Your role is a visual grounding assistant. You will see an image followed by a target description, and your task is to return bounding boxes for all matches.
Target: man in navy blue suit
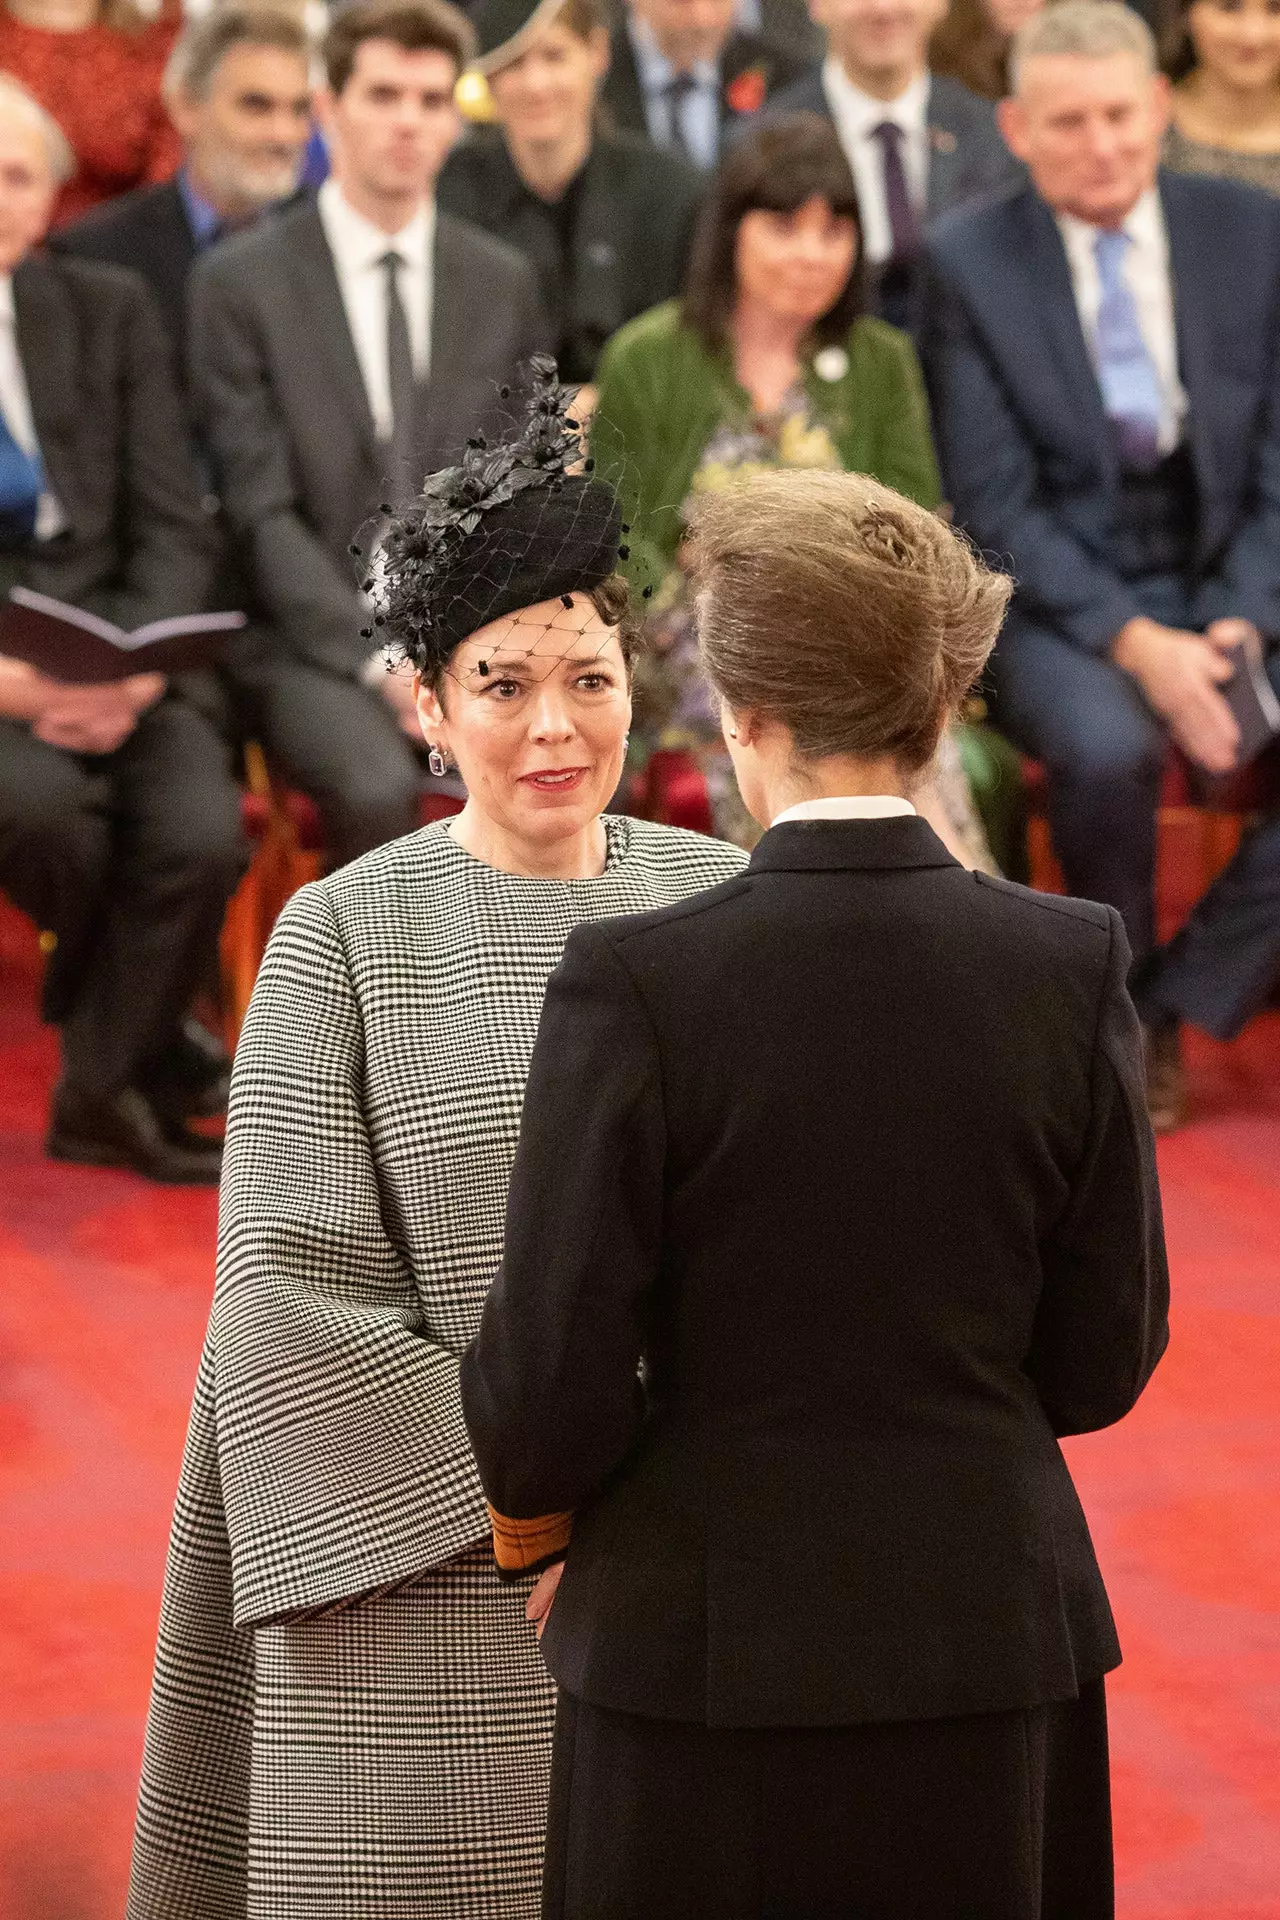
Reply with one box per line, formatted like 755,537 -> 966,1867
923,0 -> 1280,1129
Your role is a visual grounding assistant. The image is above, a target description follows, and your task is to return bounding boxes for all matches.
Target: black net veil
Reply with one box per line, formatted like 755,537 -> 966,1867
352,355 -> 643,696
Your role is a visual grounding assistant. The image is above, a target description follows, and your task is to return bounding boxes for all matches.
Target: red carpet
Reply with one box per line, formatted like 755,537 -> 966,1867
1,898 -> 1278,1918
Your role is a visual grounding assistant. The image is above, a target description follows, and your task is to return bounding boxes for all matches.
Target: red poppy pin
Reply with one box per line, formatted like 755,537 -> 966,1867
726,67 -> 767,115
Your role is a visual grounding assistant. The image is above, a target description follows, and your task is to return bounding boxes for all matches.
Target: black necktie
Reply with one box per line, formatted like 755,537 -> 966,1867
379,249 -> 416,480
664,73 -> 698,159
870,121 -> 920,264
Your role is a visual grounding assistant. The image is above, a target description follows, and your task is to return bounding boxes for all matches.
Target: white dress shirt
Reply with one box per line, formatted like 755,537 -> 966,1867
0,275 -> 66,542
820,63 -> 930,267
627,16 -> 721,172
317,179 -> 435,443
772,795 -> 917,825
1055,189 -> 1188,455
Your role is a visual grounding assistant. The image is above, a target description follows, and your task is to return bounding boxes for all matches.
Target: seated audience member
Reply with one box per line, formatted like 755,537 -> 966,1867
764,0 -> 1022,326
929,0 -> 1043,99
591,112 -> 1005,864
924,0 -> 1280,1128
0,79 -> 244,1183
1162,0 -> 1280,193
440,0 -> 704,384
53,8 -> 313,367
601,0 -> 808,167
188,0 -> 549,867
0,0 -> 180,227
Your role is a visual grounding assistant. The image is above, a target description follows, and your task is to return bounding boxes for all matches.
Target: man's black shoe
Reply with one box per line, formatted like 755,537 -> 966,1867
144,1017 -> 233,1122
47,1085 -> 224,1185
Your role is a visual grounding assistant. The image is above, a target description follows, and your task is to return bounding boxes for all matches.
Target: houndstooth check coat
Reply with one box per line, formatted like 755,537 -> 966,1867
126,815 -> 746,1920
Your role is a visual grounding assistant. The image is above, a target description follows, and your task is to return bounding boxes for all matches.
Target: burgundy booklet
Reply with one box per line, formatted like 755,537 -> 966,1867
0,587 -> 246,685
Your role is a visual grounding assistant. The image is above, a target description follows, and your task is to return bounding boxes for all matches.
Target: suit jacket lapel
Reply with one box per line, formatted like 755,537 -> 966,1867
287,203 -> 377,456
1018,190 -> 1112,476
1159,170 -> 1217,545
924,79 -> 960,217
13,255 -> 84,526
416,215 -> 469,459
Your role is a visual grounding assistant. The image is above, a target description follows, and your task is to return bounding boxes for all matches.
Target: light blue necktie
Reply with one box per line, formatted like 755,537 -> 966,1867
1093,227 -> 1163,473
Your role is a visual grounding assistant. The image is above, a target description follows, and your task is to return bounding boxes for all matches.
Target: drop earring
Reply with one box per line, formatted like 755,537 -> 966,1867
428,745 -> 448,778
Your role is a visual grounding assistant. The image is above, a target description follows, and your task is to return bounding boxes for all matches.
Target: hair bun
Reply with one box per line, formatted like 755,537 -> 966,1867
858,504 -> 917,570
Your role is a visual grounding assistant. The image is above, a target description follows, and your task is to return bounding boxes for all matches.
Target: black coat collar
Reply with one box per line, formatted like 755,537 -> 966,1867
749,814 -> 960,873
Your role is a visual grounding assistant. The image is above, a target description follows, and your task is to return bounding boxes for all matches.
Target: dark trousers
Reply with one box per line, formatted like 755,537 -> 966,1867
233,659 -> 421,869
993,595 -> 1280,1040
0,697 -> 246,1097
544,1681 -> 1113,1919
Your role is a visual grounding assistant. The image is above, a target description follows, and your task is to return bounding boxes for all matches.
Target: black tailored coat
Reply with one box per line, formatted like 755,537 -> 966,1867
463,816 -> 1169,1729
438,129 -> 704,382
186,199 -> 549,679
601,24 -> 807,155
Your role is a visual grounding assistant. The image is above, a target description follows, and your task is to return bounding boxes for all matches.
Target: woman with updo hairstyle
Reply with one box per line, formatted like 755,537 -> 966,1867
465,467 -> 1169,1919
126,363 -> 745,1920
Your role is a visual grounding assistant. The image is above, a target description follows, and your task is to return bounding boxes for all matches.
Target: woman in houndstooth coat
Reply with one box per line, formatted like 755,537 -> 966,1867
125,370 -> 746,1919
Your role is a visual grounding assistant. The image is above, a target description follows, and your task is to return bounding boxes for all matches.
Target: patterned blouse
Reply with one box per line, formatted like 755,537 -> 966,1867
0,11 -> 180,226
1162,122 -> 1280,197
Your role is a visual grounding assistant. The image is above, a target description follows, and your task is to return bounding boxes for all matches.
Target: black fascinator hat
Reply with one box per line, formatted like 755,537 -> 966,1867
368,356 -> 623,680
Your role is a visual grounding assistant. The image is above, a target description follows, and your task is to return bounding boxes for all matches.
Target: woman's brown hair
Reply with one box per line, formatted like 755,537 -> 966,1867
681,113 -> 867,352
688,470 -> 1011,772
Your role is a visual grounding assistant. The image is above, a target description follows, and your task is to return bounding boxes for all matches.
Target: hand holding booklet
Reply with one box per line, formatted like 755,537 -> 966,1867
0,586 -> 246,685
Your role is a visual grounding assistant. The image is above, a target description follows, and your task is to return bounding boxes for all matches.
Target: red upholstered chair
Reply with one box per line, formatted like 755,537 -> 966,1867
219,746 -> 464,1046
623,748 -> 715,837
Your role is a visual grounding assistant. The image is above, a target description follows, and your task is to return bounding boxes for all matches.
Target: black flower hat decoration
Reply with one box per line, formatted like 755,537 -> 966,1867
360,355 -> 624,680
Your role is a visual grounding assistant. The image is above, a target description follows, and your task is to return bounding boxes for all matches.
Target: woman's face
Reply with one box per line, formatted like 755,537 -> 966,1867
488,18 -> 610,149
1186,0 -> 1280,92
733,196 -> 859,333
416,594 -> 631,852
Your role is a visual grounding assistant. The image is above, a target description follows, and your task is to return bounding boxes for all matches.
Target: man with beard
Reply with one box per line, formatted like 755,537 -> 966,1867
53,8 -> 314,378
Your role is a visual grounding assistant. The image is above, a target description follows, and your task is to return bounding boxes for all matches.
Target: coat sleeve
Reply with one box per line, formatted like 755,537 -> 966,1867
920,253 -> 1142,654
461,922 -> 666,1575
187,253 -> 368,677
1026,908 -> 1170,1435
591,319 -> 696,589
212,884 -> 491,1626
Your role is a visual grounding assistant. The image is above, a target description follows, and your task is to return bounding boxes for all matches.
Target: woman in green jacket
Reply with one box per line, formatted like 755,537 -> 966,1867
592,113 -> 1013,858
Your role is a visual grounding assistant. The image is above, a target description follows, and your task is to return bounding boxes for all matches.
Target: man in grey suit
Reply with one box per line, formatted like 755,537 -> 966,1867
764,0 -> 1021,328
189,0 -> 549,865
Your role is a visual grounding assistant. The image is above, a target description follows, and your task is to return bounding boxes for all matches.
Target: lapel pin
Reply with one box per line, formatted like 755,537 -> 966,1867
931,127 -> 957,154
814,345 -> 850,382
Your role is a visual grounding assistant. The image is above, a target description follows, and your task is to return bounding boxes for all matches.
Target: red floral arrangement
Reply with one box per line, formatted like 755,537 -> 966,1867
725,66 -> 767,115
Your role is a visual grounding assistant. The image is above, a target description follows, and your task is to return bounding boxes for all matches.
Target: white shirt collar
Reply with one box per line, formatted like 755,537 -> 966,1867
0,275 -> 15,326
1055,185 -> 1163,263
317,177 -> 435,276
628,13 -> 718,89
820,62 -> 929,142
771,796 -> 917,826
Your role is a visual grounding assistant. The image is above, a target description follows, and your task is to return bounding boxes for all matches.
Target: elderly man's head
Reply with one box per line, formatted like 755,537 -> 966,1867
0,78 -> 70,275
164,8 -> 314,221
997,0 -> 1169,228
